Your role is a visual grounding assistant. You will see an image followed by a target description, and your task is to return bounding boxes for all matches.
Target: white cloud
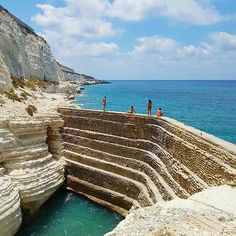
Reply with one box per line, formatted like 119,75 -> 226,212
130,33 -> 236,79
210,32 -> 236,50
59,41 -> 119,57
133,36 -> 179,54
109,0 -> 222,25
31,0 -> 225,65
31,0 -> 236,80
33,0 -> 223,38
33,1 -> 117,38
132,32 -> 236,58
40,30 -> 118,58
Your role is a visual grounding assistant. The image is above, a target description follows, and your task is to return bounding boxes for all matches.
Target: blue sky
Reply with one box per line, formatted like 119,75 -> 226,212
1,0 -> 236,80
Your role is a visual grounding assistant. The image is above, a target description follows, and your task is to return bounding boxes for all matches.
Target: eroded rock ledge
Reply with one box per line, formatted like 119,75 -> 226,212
0,114 -> 65,235
58,108 -> 236,217
107,185 -> 236,236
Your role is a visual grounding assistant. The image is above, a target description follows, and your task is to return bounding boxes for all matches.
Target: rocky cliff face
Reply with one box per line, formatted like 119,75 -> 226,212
0,6 -> 64,90
57,62 -> 107,85
0,114 -> 65,235
57,63 -> 81,82
0,50 -> 12,90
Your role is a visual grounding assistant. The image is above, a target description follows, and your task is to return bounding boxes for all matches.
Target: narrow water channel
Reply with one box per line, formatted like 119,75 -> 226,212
16,189 -> 123,236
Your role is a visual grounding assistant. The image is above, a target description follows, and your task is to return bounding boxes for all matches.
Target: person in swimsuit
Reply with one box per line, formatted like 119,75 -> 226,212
128,105 -> 135,114
103,96 -> 107,112
147,99 -> 152,116
156,108 -> 163,117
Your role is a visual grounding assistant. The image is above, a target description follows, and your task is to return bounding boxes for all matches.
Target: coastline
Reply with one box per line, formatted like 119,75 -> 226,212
1,82 -> 236,236
0,2 -> 235,235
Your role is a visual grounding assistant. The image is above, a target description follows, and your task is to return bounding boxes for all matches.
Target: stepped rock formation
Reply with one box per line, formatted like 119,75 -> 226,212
58,108 -> 236,217
0,168 -> 21,236
107,185 -> 236,236
0,114 -> 65,234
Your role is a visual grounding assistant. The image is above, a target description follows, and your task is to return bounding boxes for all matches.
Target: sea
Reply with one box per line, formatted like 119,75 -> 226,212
17,80 -> 236,236
16,189 -> 123,236
76,80 -> 236,144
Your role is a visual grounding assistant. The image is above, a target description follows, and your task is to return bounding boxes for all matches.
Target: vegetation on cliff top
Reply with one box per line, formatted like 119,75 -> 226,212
11,75 -> 53,90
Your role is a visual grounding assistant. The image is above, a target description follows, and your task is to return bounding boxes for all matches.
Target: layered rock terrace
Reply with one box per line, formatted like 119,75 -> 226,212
59,108 -> 236,216
0,114 -> 65,235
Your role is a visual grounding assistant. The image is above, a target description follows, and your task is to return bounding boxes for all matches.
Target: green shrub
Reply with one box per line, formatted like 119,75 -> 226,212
25,77 -> 38,91
11,75 -> 25,89
20,92 -> 29,100
4,89 -> 21,102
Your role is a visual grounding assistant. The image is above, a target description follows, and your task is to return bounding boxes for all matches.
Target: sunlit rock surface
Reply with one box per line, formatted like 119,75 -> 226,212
0,168 -> 21,236
0,115 -> 65,219
106,185 -> 236,236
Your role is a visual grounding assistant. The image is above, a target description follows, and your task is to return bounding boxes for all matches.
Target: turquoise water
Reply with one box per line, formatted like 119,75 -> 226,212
16,189 -> 123,236
76,80 -> 236,144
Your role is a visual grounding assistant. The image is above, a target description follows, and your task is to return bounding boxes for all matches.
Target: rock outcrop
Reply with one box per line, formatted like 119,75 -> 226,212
106,185 -> 236,236
58,108 -> 236,217
0,114 -> 65,234
57,62 -> 108,85
0,168 -> 21,236
57,62 -> 83,82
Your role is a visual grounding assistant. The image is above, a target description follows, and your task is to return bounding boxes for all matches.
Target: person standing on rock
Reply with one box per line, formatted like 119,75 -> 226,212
147,99 -> 152,116
103,96 -> 107,112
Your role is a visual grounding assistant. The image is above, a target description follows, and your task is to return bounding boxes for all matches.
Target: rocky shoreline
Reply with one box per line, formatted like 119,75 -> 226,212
0,4 -> 236,236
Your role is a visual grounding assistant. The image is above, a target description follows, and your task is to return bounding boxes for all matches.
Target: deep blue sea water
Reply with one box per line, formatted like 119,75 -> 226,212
76,80 -> 236,144
16,189 -> 123,236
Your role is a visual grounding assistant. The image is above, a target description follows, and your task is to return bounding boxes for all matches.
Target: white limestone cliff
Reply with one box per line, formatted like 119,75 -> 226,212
0,114 -> 65,234
0,6 -> 64,91
0,168 -> 22,236
0,51 -> 12,90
